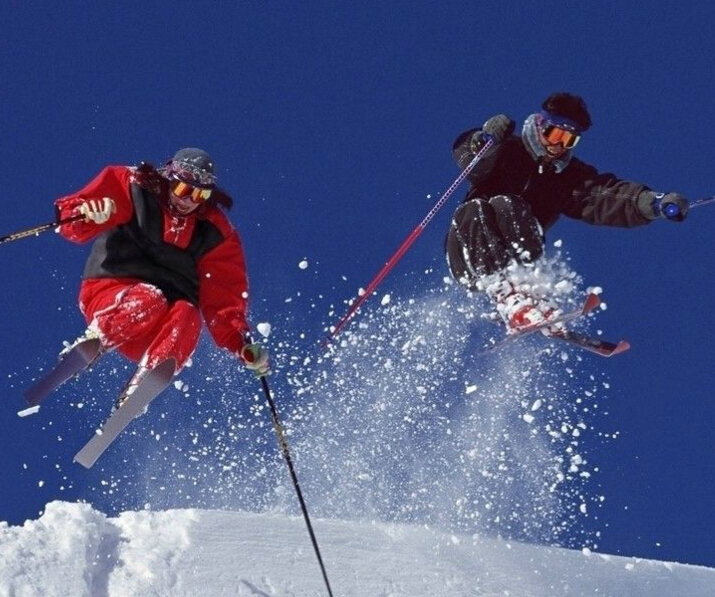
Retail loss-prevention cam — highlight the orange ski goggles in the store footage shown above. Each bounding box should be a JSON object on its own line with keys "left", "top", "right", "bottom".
{"left": 170, "top": 180, "right": 213, "bottom": 203}
{"left": 539, "top": 111, "right": 583, "bottom": 149}
{"left": 540, "top": 123, "right": 581, "bottom": 149}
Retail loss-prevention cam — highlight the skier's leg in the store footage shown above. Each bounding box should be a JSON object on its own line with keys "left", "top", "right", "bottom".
{"left": 446, "top": 195, "right": 552, "bottom": 330}
{"left": 445, "top": 197, "right": 512, "bottom": 289}
{"left": 485, "top": 195, "right": 562, "bottom": 330}
{"left": 140, "top": 300, "right": 202, "bottom": 372}
{"left": 488, "top": 194, "right": 545, "bottom": 265}
{"left": 112, "top": 300, "right": 200, "bottom": 414}
{"left": 78, "top": 279, "right": 170, "bottom": 360}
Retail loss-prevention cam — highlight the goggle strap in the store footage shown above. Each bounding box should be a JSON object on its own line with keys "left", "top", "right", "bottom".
{"left": 539, "top": 110, "right": 582, "bottom": 133}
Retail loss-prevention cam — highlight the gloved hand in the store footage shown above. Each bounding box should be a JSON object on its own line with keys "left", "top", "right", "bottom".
{"left": 240, "top": 343, "right": 270, "bottom": 378}
{"left": 78, "top": 197, "right": 116, "bottom": 224}
{"left": 637, "top": 191, "right": 689, "bottom": 222}
{"left": 481, "top": 114, "right": 515, "bottom": 143}
{"left": 655, "top": 192, "right": 689, "bottom": 221}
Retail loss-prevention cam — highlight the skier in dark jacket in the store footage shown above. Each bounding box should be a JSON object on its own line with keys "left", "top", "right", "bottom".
{"left": 445, "top": 91, "right": 689, "bottom": 332}
{"left": 52, "top": 148, "right": 269, "bottom": 409}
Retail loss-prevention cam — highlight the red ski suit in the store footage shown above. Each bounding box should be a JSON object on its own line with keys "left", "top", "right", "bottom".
{"left": 55, "top": 166, "right": 251, "bottom": 372}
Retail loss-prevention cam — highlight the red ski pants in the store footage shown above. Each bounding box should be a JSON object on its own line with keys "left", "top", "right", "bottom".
{"left": 78, "top": 278, "right": 201, "bottom": 372}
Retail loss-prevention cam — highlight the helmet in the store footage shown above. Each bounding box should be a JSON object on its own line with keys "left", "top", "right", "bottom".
{"left": 165, "top": 147, "right": 216, "bottom": 188}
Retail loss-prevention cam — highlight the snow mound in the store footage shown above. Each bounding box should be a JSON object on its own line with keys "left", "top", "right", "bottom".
{"left": 0, "top": 501, "right": 713, "bottom": 597}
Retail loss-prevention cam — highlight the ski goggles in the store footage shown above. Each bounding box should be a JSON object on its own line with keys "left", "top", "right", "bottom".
{"left": 169, "top": 179, "right": 213, "bottom": 203}
{"left": 539, "top": 111, "right": 582, "bottom": 149}
{"left": 540, "top": 123, "right": 581, "bottom": 149}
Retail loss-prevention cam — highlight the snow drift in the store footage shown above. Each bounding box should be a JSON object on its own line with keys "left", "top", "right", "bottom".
{"left": 0, "top": 501, "right": 713, "bottom": 597}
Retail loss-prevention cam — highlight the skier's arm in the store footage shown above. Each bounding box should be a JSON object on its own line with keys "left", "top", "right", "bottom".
{"left": 55, "top": 166, "right": 134, "bottom": 243}
{"left": 452, "top": 122, "right": 509, "bottom": 187}
{"left": 560, "top": 160, "right": 655, "bottom": 227}
{"left": 197, "top": 224, "right": 251, "bottom": 356}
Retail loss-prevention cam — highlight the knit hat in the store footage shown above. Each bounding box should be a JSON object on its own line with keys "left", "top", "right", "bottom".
{"left": 165, "top": 148, "right": 216, "bottom": 188}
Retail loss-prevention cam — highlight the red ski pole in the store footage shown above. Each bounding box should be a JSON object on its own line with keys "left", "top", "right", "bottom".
{"left": 325, "top": 138, "right": 494, "bottom": 343}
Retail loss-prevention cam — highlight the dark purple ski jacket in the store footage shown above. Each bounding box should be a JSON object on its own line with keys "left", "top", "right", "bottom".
{"left": 452, "top": 129, "right": 653, "bottom": 232}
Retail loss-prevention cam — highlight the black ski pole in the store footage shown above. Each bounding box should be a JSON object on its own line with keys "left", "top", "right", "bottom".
{"left": 0, "top": 214, "right": 85, "bottom": 246}
{"left": 256, "top": 373, "right": 335, "bottom": 597}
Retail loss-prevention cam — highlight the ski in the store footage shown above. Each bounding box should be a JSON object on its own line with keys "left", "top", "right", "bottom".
{"left": 73, "top": 359, "right": 175, "bottom": 469}
{"left": 485, "top": 292, "right": 602, "bottom": 353}
{"left": 549, "top": 330, "right": 630, "bottom": 357}
{"left": 24, "top": 338, "right": 103, "bottom": 408}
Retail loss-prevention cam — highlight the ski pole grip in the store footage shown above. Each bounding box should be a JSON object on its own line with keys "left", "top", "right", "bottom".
{"left": 663, "top": 203, "right": 681, "bottom": 220}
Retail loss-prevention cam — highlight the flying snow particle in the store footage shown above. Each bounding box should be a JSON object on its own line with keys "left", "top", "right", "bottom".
{"left": 298, "top": 259, "right": 309, "bottom": 270}
{"left": 381, "top": 294, "right": 391, "bottom": 306}
{"left": 257, "top": 322, "right": 272, "bottom": 338}
{"left": 554, "top": 279, "right": 573, "bottom": 293}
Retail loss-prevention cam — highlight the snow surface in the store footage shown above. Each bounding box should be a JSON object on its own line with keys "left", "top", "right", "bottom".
{"left": 0, "top": 500, "right": 712, "bottom": 597}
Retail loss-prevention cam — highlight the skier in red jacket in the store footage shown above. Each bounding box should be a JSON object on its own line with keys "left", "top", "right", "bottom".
{"left": 53, "top": 148, "right": 269, "bottom": 407}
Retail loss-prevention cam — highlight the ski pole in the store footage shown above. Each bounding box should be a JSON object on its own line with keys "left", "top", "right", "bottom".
{"left": 255, "top": 370, "right": 335, "bottom": 597}
{"left": 0, "top": 214, "right": 85, "bottom": 246}
{"left": 325, "top": 138, "right": 494, "bottom": 343}
{"left": 690, "top": 195, "right": 715, "bottom": 209}
{"left": 660, "top": 194, "right": 715, "bottom": 219}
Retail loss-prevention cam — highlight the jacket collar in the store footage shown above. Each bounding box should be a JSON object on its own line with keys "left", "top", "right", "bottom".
{"left": 521, "top": 113, "right": 573, "bottom": 173}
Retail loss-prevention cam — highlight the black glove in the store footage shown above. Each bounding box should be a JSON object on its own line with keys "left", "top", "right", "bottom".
{"left": 481, "top": 114, "right": 515, "bottom": 143}
{"left": 637, "top": 191, "right": 689, "bottom": 222}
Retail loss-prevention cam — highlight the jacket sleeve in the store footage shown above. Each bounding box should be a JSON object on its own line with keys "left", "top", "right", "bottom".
{"left": 452, "top": 127, "right": 507, "bottom": 192}
{"left": 54, "top": 166, "right": 135, "bottom": 243}
{"left": 197, "top": 221, "right": 251, "bottom": 356}
{"left": 560, "top": 160, "right": 652, "bottom": 227}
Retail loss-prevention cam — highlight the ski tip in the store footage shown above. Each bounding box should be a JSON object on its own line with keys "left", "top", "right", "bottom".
{"left": 612, "top": 340, "right": 631, "bottom": 355}
{"left": 596, "top": 339, "right": 631, "bottom": 357}
{"left": 73, "top": 454, "right": 95, "bottom": 469}
{"left": 584, "top": 292, "right": 602, "bottom": 312}
{"left": 17, "top": 405, "right": 41, "bottom": 417}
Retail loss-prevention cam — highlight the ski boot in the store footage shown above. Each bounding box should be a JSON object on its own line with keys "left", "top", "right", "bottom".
{"left": 58, "top": 326, "right": 104, "bottom": 360}
{"left": 482, "top": 275, "right": 564, "bottom": 335}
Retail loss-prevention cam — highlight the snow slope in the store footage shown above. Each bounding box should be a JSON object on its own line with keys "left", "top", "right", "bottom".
{"left": 0, "top": 501, "right": 712, "bottom": 597}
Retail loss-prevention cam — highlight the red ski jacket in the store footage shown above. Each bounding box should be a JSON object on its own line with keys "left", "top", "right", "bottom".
{"left": 55, "top": 165, "right": 251, "bottom": 355}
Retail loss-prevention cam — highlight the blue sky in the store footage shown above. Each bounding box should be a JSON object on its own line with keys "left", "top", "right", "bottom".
{"left": 2, "top": 2, "right": 714, "bottom": 567}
